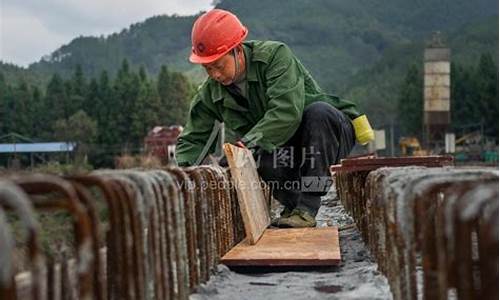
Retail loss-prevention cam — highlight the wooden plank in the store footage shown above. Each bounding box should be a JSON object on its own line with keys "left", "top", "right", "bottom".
{"left": 223, "top": 143, "right": 270, "bottom": 244}
{"left": 221, "top": 227, "right": 341, "bottom": 266}
{"left": 331, "top": 155, "right": 454, "bottom": 173}
{"left": 340, "top": 156, "right": 453, "bottom": 166}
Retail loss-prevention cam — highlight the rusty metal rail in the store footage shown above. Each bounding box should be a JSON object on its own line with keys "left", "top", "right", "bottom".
{"left": 0, "top": 166, "right": 244, "bottom": 300}
{"left": 335, "top": 156, "right": 498, "bottom": 300}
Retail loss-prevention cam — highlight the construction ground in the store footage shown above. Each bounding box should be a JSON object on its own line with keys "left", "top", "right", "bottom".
{"left": 0, "top": 155, "right": 497, "bottom": 300}
{"left": 191, "top": 186, "right": 393, "bottom": 300}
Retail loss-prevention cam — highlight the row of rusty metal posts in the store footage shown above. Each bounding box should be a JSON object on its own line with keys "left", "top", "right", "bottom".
{"left": 0, "top": 166, "right": 245, "bottom": 300}
{"left": 333, "top": 156, "right": 499, "bottom": 300}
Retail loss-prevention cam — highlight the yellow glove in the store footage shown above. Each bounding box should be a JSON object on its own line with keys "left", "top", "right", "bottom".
{"left": 352, "top": 115, "right": 374, "bottom": 145}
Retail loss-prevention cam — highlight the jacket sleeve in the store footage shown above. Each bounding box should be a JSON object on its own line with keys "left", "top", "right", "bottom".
{"left": 326, "top": 94, "right": 363, "bottom": 120}
{"left": 242, "top": 44, "right": 305, "bottom": 152}
{"left": 176, "top": 92, "right": 219, "bottom": 166}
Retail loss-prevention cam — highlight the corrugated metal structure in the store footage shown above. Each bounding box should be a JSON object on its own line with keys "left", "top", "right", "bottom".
{"left": 0, "top": 143, "right": 76, "bottom": 153}
{"left": 334, "top": 156, "right": 499, "bottom": 300}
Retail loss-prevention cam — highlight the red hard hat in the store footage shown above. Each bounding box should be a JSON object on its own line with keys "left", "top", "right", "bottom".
{"left": 189, "top": 9, "right": 248, "bottom": 64}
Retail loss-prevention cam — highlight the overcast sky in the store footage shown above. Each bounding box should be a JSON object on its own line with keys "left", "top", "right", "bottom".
{"left": 0, "top": 0, "right": 214, "bottom": 67}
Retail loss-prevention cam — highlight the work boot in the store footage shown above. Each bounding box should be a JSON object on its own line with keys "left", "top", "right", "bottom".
{"left": 276, "top": 208, "right": 317, "bottom": 228}
{"left": 271, "top": 206, "right": 294, "bottom": 226}
{"left": 280, "top": 206, "right": 294, "bottom": 218}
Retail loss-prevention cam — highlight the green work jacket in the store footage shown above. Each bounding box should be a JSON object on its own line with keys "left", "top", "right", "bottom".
{"left": 176, "top": 40, "right": 362, "bottom": 166}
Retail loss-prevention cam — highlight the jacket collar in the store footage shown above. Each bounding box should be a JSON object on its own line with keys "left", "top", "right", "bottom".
{"left": 209, "top": 80, "right": 249, "bottom": 112}
{"left": 209, "top": 42, "right": 257, "bottom": 110}
{"left": 243, "top": 42, "right": 258, "bottom": 82}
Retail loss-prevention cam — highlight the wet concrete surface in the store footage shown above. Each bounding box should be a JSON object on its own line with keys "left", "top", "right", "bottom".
{"left": 190, "top": 186, "right": 393, "bottom": 300}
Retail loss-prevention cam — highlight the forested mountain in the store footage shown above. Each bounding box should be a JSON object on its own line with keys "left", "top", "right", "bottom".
{"left": 0, "top": 0, "right": 497, "bottom": 167}
{"left": 4, "top": 0, "right": 497, "bottom": 90}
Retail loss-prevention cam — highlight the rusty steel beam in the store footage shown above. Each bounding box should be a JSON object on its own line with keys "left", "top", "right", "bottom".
{"left": 152, "top": 170, "right": 189, "bottom": 300}
{"left": 331, "top": 155, "right": 453, "bottom": 173}
{"left": 0, "top": 180, "right": 42, "bottom": 300}
{"left": 166, "top": 168, "right": 199, "bottom": 291}
{"left": 66, "top": 175, "right": 125, "bottom": 300}
{"left": 223, "top": 168, "right": 245, "bottom": 248}
{"left": 185, "top": 168, "right": 211, "bottom": 283}
{"left": 0, "top": 166, "right": 245, "bottom": 300}
{"left": 163, "top": 170, "right": 190, "bottom": 300}
{"left": 94, "top": 171, "right": 150, "bottom": 300}
{"left": 149, "top": 172, "right": 170, "bottom": 300}
{"left": 335, "top": 164, "right": 498, "bottom": 300}
{"left": 67, "top": 181, "right": 105, "bottom": 300}
{"left": 197, "top": 167, "right": 221, "bottom": 268}
{"left": 0, "top": 206, "right": 16, "bottom": 299}
{"left": 109, "top": 177, "right": 143, "bottom": 300}
{"left": 9, "top": 174, "right": 94, "bottom": 300}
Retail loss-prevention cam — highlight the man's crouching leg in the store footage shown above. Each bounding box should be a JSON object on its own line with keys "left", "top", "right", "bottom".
{"left": 257, "top": 102, "right": 355, "bottom": 227}
{"left": 284, "top": 102, "right": 356, "bottom": 227}
{"left": 257, "top": 149, "right": 301, "bottom": 223}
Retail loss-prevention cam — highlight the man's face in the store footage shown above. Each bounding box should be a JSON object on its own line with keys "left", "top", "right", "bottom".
{"left": 202, "top": 52, "right": 235, "bottom": 86}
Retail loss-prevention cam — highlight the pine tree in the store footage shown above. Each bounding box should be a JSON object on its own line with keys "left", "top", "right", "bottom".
{"left": 451, "top": 54, "right": 498, "bottom": 138}
{"left": 157, "top": 65, "right": 169, "bottom": 100}
{"left": 45, "top": 73, "right": 69, "bottom": 128}
{"left": 85, "top": 78, "right": 100, "bottom": 120}
{"left": 137, "top": 78, "right": 162, "bottom": 136}
{"left": 31, "top": 86, "right": 44, "bottom": 138}
{"left": 14, "top": 81, "right": 33, "bottom": 136}
{"left": 168, "top": 72, "right": 192, "bottom": 125}
{"left": 397, "top": 64, "right": 423, "bottom": 136}
{"left": 69, "top": 64, "right": 87, "bottom": 114}
{"left": 131, "top": 76, "right": 148, "bottom": 144}
{"left": 157, "top": 65, "right": 170, "bottom": 123}
{"left": 0, "top": 73, "right": 8, "bottom": 135}
{"left": 114, "top": 59, "right": 141, "bottom": 151}
{"left": 475, "top": 53, "right": 498, "bottom": 137}
{"left": 139, "top": 66, "right": 147, "bottom": 82}
{"left": 0, "top": 79, "right": 14, "bottom": 135}
{"left": 91, "top": 70, "right": 117, "bottom": 167}
{"left": 451, "top": 63, "right": 476, "bottom": 128}
{"left": 97, "top": 70, "right": 116, "bottom": 145}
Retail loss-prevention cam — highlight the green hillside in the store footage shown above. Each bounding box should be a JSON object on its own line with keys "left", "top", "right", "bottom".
{"left": 0, "top": 0, "right": 498, "bottom": 126}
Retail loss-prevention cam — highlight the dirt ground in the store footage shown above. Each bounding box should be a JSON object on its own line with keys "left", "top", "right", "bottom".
{"left": 190, "top": 186, "right": 393, "bottom": 300}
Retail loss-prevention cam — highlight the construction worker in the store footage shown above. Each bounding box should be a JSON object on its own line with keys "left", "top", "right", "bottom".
{"left": 176, "top": 9, "right": 374, "bottom": 227}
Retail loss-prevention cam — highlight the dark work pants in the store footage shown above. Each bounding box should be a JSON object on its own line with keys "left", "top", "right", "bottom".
{"left": 256, "top": 102, "right": 355, "bottom": 216}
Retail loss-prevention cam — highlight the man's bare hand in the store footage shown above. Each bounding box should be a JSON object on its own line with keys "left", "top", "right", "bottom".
{"left": 235, "top": 140, "right": 246, "bottom": 148}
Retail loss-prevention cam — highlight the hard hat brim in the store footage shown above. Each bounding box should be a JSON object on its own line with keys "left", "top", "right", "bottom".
{"left": 189, "top": 28, "right": 248, "bottom": 64}
{"left": 189, "top": 47, "right": 233, "bottom": 64}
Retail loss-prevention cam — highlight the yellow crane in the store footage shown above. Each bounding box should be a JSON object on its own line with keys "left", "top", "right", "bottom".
{"left": 399, "top": 137, "right": 428, "bottom": 156}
